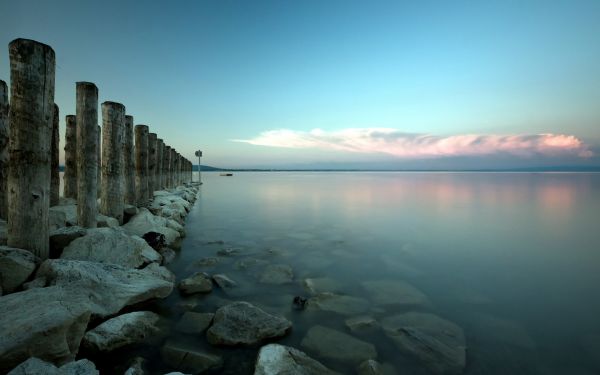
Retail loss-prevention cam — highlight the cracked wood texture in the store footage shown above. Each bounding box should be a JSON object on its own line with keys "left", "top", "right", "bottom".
{"left": 76, "top": 82, "right": 98, "bottom": 228}
{"left": 0, "top": 80, "right": 8, "bottom": 220}
{"left": 100, "top": 101, "right": 125, "bottom": 224}
{"left": 147, "top": 132, "right": 157, "bottom": 197}
{"left": 124, "top": 115, "right": 135, "bottom": 205}
{"left": 63, "top": 115, "right": 77, "bottom": 199}
{"left": 135, "top": 124, "right": 149, "bottom": 205}
{"left": 50, "top": 103, "right": 60, "bottom": 206}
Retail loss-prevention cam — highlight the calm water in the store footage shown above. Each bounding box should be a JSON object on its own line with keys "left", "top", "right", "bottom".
{"left": 97, "top": 172, "right": 600, "bottom": 374}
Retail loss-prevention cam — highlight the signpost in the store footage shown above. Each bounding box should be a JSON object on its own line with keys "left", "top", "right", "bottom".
{"left": 195, "top": 149, "right": 202, "bottom": 184}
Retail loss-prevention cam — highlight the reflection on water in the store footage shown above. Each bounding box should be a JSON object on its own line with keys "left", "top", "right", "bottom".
{"left": 102, "top": 172, "right": 600, "bottom": 374}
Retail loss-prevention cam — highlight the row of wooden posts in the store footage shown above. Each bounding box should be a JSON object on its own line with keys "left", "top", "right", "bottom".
{"left": 0, "top": 38, "right": 194, "bottom": 260}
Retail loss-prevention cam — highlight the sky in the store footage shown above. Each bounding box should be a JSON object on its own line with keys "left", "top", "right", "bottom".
{"left": 1, "top": 0, "right": 599, "bottom": 169}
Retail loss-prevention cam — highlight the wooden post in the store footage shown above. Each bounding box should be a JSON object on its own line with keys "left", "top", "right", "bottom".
{"left": 63, "top": 115, "right": 77, "bottom": 199}
{"left": 124, "top": 115, "right": 135, "bottom": 205}
{"left": 164, "top": 145, "right": 171, "bottom": 189}
{"left": 50, "top": 104, "right": 60, "bottom": 206}
{"left": 76, "top": 82, "right": 98, "bottom": 228}
{"left": 100, "top": 102, "right": 125, "bottom": 224}
{"left": 147, "top": 132, "right": 157, "bottom": 196}
{"left": 156, "top": 138, "right": 164, "bottom": 190}
{"left": 7, "top": 39, "right": 55, "bottom": 258}
{"left": 0, "top": 80, "right": 8, "bottom": 220}
{"left": 97, "top": 125, "right": 101, "bottom": 198}
{"left": 135, "top": 125, "right": 149, "bottom": 205}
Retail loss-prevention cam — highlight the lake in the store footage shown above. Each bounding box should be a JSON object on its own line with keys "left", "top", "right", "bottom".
{"left": 91, "top": 172, "right": 600, "bottom": 374}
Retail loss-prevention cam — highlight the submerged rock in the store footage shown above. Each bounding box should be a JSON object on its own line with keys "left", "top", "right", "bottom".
{"left": 178, "top": 272, "right": 213, "bottom": 294}
{"left": 175, "top": 312, "right": 214, "bottom": 334}
{"left": 302, "top": 277, "right": 342, "bottom": 295}
{"left": 194, "top": 257, "right": 220, "bottom": 268}
{"left": 305, "top": 292, "right": 370, "bottom": 315}
{"left": 356, "top": 359, "right": 383, "bottom": 375}
{"left": 345, "top": 316, "right": 380, "bottom": 333}
{"left": 216, "top": 247, "right": 242, "bottom": 256}
{"left": 83, "top": 311, "right": 161, "bottom": 352}
{"left": 0, "top": 246, "right": 40, "bottom": 293}
{"left": 7, "top": 358, "right": 99, "bottom": 375}
{"left": 207, "top": 302, "right": 292, "bottom": 346}
{"left": 160, "top": 247, "right": 176, "bottom": 265}
{"left": 212, "top": 274, "right": 237, "bottom": 289}
{"left": 361, "top": 280, "right": 430, "bottom": 307}
{"left": 381, "top": 312, "right": 466, "bottom": 375}
{"left": 61, "top": 228, "right": 161, "bottom": 268}
{"left": 161, "top": 341, "right": 223, "bottom": 374}
{"left": 254, "top": 344, "right": 340, "bottom": 375}
{"left": 259, "top": 264, "right": 294, "bottom": 284}
{"left": 300, "top": 325, "right": 377, "bottom": 365}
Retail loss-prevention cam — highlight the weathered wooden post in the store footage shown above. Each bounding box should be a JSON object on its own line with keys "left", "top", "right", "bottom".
{"left": 172, "top": 150, "right": 179, "bottom": 187}
{"left": 100, "top": 102, "right": 125, "bottom": 224}
{"left": 7, "top": 39, "right": 55, "bottom": 258}
{"left": 164, "top": 145, "right": 171, "bottom": 189}
{"left": 147, "top": 132, "right": 157, "bottom": 196}
{"left": 76, "top": 82, "right": 98, "bottom": 228}
{"left": 135, "top": 124, "right": 149, "bottom": 205}
{"left": 50, "top": 104, "right": 60, "bottom": 206}
{"left": 0, "top": 80, "right": 8, "bottom": 220}
{"left": 156, "top": 138, "right": 164, "bottom": 190}
{"left": 124, "top": 115, "right": 135, "bottom": 205}
{"left": 168, "top": 148, "right": 175, "bottom": 188}
{"left": 97, "top": 125, "right": 101, "bottom": 198}
{"left": 63, "top": 115, "right": 77, "bottom": 199}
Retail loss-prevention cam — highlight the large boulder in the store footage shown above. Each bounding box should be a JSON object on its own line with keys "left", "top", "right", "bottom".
{"left": 305, "top": 293, "right": 370, "bottom": 315}
{"left": 0, "top": 286, "right": 92, "bottom": 371}
{"left": 161, "top": 341, "right": 223, "bottom": 373}
{"left": 82, "top": 311, "right": 161, "bottom": 352}
{"left": 122, "top": 209, "right": 182, "bottom": 249}
{"left": 7, "top": 358, "right": 99, "bottom": 375}
{"left": 178, "top": 272, "right": 212, "bottom": 294}
{"left": 254, "top": 344, "right": 340, "bottom": 375}
{"left": 207, "top": 302, "right": 292, "bottom": 346}
{"left": 61, "top": 227, "right": 161, "bottom": 268}
{"left": 300, "top": 325, "right": 377, "bottom": 365}
{"left": 49, "top": 226, "right": 87, "bottom": 257}
{"left": 381, "top": 312, "right": 466, "bottom": 375}
{"left": 49, "top": 204, "right": 118, "bottom": 228}
{"left": 34, "top": 259, "right": 174, "bottom": 318}
{"left": 0, "top": 246, "right": 40, "bottom": 293}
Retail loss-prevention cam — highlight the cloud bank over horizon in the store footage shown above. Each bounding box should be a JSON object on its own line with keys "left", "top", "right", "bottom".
{"left": 234, "top": 128, "right": 594, "bottom": 160}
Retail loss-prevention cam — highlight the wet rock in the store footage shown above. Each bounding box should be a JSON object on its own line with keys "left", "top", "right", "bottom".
{"left": 212, "top": 274, "right": 237, "bottom": 289}
{"left": 160, "top": 247, "right": 176, "bottom": 265}
{"left": 361, "top": 280, "right": 430, "bottom": 307}
{"left": 7, "top": 358, "right": 99, "bottom": 375}
{"left": 254, "top": 343, "right": 340, "bottom": 375}
{"left": 207, "top": 302, "right": 292, "bottom": 346}
{"left": 381, "top": 312, "right": 466, "bottom": 375}
{"left": 0, "top": 246, "right": 40, "bottom": 293}
{"left": 82, "top": 311, "right": 161, "bottom": 352}
{"left": 259, "top": 264, "right": 293, "bottom": 284}
{"left": 123, "top": 208, "right": 181, "bottom": 249}
{"left": 161, "top": 342, "right": 223, "bottom": 374}
{"left": 194, "top": 257, "right": 220, "bottom": 268}
{"left": 175, "top": 312, "right": 214, "bottom": 334}
{"left": 61, "top": 228, "right": 161, "bottom": 268}
{"left": 234, "top": 257, "right": 269, "bottom": 272}
{"left": 49, "top": 226, "right": 87, "bottom": 257}
{"left": 356, "top": 359, "right": 383, "bottom": 375}
{"left": 300, "top": 325, "right": 377, "bottom": 365}
{"left": 345, "top": 316, "right": 379, "bottom": 333}
{"left": 0, "top": 286, "right": 92, "bottom": 371}
{"left": 178, "top": 272, "right": 213, "bottom": 294}
{"left": 216, "top": 247, "right": 241, "bottom": 256}
{"left": 124, "top": 357, "right": 146, "bottom": 375}
{"left": 35, "top": 259, "right": 174, "bottom": 318}
{"left": 305, "top": 292, "right": 370, "bottom": 315}
{"left": 302, "top": 277, "right": 342, "bottom": 295}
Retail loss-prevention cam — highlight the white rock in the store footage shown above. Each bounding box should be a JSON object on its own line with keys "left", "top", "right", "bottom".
{"left": 7, "top": 357, "right": 99, "bottom": 375}
{"left": 254, "top": 344, "right": 340, "bottom": 375}
{"left": 178, "top": 272, "right": 212, "bottom": 294}
{"left": 83, "top": 311, "right": 161, "bottom": 352}
{"left": 122, "top": 208, "right": 181, "bottom": 249}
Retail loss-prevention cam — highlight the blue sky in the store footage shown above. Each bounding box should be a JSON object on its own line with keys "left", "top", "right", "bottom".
{"left": 1, "top": 0, "right": 599, "bottom": 169}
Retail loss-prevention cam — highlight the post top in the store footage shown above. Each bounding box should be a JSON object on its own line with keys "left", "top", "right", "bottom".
{"left": 9, "top": 38, "right": 55, "bottom": 57}
{"left": 76, "top": 81, "right": 98, "bottom": 89}
{"left": 102, "top": 101, "right": 125, "bottom": 110}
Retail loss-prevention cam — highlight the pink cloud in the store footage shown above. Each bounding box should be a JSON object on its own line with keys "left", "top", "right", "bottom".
{"left": 234, "top": 128, "right": 593, "bottom": 158}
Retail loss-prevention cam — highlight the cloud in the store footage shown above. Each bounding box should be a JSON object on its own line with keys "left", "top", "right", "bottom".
{"left": 234, "top": 128, "right": 593, "bottom": 159}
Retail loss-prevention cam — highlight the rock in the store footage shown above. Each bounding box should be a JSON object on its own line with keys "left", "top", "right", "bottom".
{"left": 356, "top": 359, "right": 383, "bottom": 375}
{"left": 0, "top": 246, "right": 40, "bottom": 293}
{"left": 35, "top": 259, "right": 174, "bottom": 318}
{"left": 259, "top": 264, "right": 293, "bottom": 284}
{"left": 345, "top": 316, "right": 379, "bottom": 333}
{"left": 142, "top": 231, "right": 166, "bottom": 250}
{"left": 61, "top": 228, "right": 161, "bottom": 268}
{"left": 175, "top": 312, "right": 214, "bottom": 334}
{"left": 233, "top": 258, "right": 269, "bottom": 275}
{"left": 305, "top": 293, "right": 370, "bottom": 315}
{"left": 49, "top": 204, "right": 119, "bottom": 229}
{"left": 7, "top": 358, "right": 99, "bottom": 375}
{"left": 0, "top": 219, "right": 7, "bottom": 245}
{"left": 0, "top": 286, "right": 92, "bottom": 371}
{"left": 207, "top": 302, "right": 292, "bottom": 346}
{"left": 254, "top": 344, "right": 340, "bottom": 375}
{"left": 49, "top": 207, "right": 68, "bottom": 230}
{"left": 302, "top": 277, "right": 342, "bottom": 295}
{"left": 124, "top": 357, "right": 146, "bottom": 375}
{"left": 82, "top": 311, "right": 161, "bottom": 352}
{"left": 216, "top": 247, "right": 241, "bottom": 256}
{"left": 161, "top": 342, "right": 223, "bottom": 373}
{"left": 212, "top": 274, "right": 237, "bottom": 289}
{"left": 160, "top": 247, "right": 176, "bottom": 265}
{"left": 49, "top": 226, "right": 87, "bottom": 257}
{"left": 193, "top": 257, "right": 219, "bottom": 268}
{"left": 22, "top": 277, "right": 47, "bottom": 290}
{"left": 97, "top": 214, "right": 120, "bottom": 228}
{"left": 178, "top": 272, "right": 213, "bottom": 294}
{"left": 381, "top": 312, "right": 466, "bottom": 375}
{"left": 361, "top": 280, "right": 430, "bottom": 307}
{"left": 300, "top": 325, "right": 377, "bottom": 365}
{"left": 144, "top": 262, "right": 176, "bottom": 283}
{"left": 123, "top": 208, "right": 181, "bottom": 249}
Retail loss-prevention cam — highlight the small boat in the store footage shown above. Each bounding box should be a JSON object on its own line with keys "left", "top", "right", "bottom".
{"left": 220, "top": 173, "right": 233, "bottom": 176}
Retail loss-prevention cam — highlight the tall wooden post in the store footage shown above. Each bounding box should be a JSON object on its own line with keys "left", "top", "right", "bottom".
{"left": 156, "top": 138, "right": 164, "bottom": 190}
{"left": 76, "top": 82, "right": 98, "bottom": 228}
{"left": 7, "top": 39, "right": 55, "bottom": 259}
{"left": 135, "top": 125, "right": 149, "bottom": 205}
{"left": 100, "top": 102, "right": 125, "bottom": 224}
{"left": 97, "top": 125, "right": 101, "bottom": 198}
{"left": 63, "top": 115, "right": 77, "bottom": 199}
{"left": 0, "top": 80, "right": 9, "bottom": 220}
{"left": 50, "top": 104, "right": 60, "bottom": 206}
{"left": 124, "top": 115, "right": 135, "bottom": 205}
{"left": 164, "top": 145, "right": 171, "bottom": 189}
{"left": 147, "top": 132, "right": 157, "bottom": 196}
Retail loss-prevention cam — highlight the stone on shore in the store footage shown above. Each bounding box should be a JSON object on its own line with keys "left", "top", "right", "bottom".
{"left": 175, "top": 312, "right": 214, "bottom": 334}
{"left": 178, "top": 272, "right": 213, "bottom": 294}
{"left": 34, "top": 259, "right": 174, "bottom": 318}
{"left": 207, "top": 302, "right": 292, "bottom": 346}
{"left": 61, "top": 227, "right": 161, "bottom": 268}
{"left": 345, "top": 316, "right": 380, "bottom": 333}
{"left": 0, "top": 246, "right": 40, "bottom": 293}
{"left": 82, "top": 311, "right": 161, "bottom": 352}
{"left": 7, "top": 358, "right": 99, "bottom": 375}
{"left": 300, "top": 325, "right": 377, "bottom": 365}
{"left": 259, "top": 264, "right": 293, "bottom": 284}
{"left": 0, "top": 286, "right": 92, "bottom": 371}
{"left": 160, "top": 247, "right": 176, "bottom": 265}
{"left": 212, "top": 274, "right": 237, "bottom": 289}
{"left": 381, "top": 312, "right": 466, "bottom": 375}
{"left": 161, "top": 341, "right": 223, "bottom": 374}
{"left": 49, "top": 226, "right": 87, "bottom": 257}
{"left": 305, "top": 292, "right": 370, "bottom": 315}
{"left": 361, "top": 280, "right": 430, "bottom": 307}
{"left": 123, "top": 208, "right": 182, "bottom": 249}
{"left": 254, "top": 344, "right": 340, "bottom": 375}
